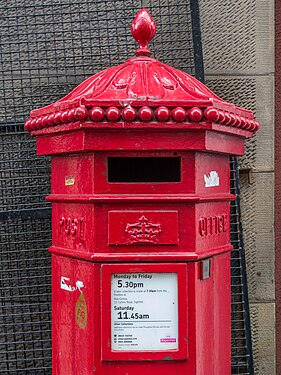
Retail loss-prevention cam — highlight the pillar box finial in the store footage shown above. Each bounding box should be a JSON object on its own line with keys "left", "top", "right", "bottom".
{"left": 131, "top": 8, "right": 156, "bottom": 56}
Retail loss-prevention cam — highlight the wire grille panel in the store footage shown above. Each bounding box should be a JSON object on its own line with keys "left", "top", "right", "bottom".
{"left": 0, "top": 1, "right": 196, "bottom": 373}
{"left": 0, "top": 1, "right": 252, "bottom": 374}
{"left": 230, "top": 157, "right": 254, "bottom": 374}
{"left": 0, "top": 218, "right": 52, "bottom": 374}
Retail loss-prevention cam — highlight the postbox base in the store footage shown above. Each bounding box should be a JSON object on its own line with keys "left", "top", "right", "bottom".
{"left": 52, "top": 253, "right": 231, "bottom": 375}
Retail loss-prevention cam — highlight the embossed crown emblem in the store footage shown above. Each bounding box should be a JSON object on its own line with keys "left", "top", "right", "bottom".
{"left": 125, "top": 216, "right": 162, "bottom": 244}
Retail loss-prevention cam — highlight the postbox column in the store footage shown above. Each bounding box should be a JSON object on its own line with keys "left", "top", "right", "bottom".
{"left": 25, "top": 8, "right": 259, "bottom": 375}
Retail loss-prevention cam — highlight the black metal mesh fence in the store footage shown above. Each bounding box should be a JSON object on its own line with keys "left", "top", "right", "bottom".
{"left": 0, "top": 1, "right": 252, "bottom": 374}
{"left": 230, "top": 158, "right": 254, "bottom": 375}
{"left": 0, "top": 218, "right": 51, "bottom": 374}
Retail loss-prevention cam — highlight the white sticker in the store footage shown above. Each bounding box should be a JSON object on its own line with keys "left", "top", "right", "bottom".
{"left": 60, "top": 277, "right": 84, "bottom": 292}
{"left": 65, "top": 176, "right": 75, "bottom": 186}
{"left": 111, "top": 273, "right": 178, "bottom": 351}
{"left": 204, "top": 171, "right": 220, "bottom": 187}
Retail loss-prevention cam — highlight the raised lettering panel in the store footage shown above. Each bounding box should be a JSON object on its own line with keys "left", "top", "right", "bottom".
{"left": 195, "top": 202, "right": 231, "bottom": 253}
{"left": 52, "top": 203, "right": 93, "bottom": 251}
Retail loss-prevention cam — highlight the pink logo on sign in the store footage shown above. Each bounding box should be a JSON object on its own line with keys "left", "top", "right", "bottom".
{"left": 160, "top": 338, "right": 176, "bottom": 343}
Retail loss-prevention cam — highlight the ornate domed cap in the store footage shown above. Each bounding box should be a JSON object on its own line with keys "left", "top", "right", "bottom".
{"left": 25, "top": 9, "right": 259, "bottom": 134}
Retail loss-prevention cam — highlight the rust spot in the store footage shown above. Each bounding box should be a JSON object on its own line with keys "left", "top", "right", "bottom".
{"left": 75, "top": 293, "right": 87, "bottom": 329}
{"left": 164, "top": 355, "right": 173, "bottom": 361}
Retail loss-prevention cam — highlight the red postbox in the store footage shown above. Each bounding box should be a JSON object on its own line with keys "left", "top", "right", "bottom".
{"left": 25, "top": 9, "right": 259, "bottom": 375}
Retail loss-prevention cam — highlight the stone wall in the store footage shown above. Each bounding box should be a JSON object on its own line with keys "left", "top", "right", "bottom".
{"left": 200, "top": 0, "right": 275, "bottom": 373}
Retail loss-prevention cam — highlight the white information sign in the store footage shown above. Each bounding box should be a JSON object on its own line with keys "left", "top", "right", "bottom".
{"left": 111, "top": 273, "right": 178, "bottom": 351}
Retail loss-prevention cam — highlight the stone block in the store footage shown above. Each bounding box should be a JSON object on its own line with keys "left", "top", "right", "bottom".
{"left": 240, "top": 171, "right": 274, "bottom": 302}
{"left": 250, "top": 302, "right": 275, "bottom": 374}
{"left": 200, "top": 0, "right": 274, "bottom": 75}
{"left": 206, "top": 75, "right": 274, "bottom": 172}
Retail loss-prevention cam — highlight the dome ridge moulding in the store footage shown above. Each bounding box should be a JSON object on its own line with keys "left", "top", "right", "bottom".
{"left": 25, "top": 8, "right": 259, "bottom": 133}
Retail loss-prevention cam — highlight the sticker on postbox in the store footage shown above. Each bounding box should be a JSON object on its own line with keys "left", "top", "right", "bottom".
{"left": 111, "top": 273, "right": 178, "bottom": 351}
